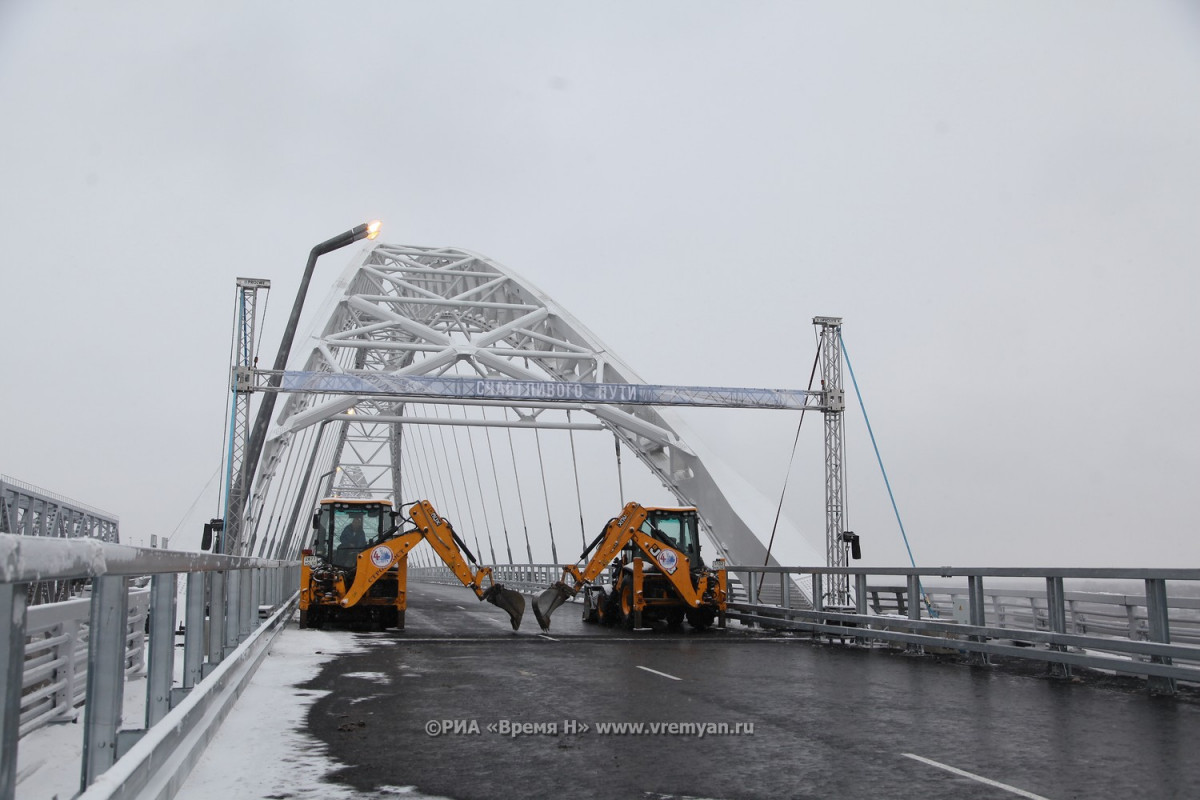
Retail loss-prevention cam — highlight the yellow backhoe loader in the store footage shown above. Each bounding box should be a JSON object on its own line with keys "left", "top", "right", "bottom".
{"left": 299, "top": 497, "right": 525, "bottom": 630}
{"left": 532, "top": 501, "right": 727, "bottom": 632}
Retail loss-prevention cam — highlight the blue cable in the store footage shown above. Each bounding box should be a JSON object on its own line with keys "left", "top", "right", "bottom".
{"left": 840, "top": 330, "right": 934, "bottom": 616}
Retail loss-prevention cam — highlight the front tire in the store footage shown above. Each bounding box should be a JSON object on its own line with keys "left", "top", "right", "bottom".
{"left": 582, "top": 590, "right": 600, "bottom": 624}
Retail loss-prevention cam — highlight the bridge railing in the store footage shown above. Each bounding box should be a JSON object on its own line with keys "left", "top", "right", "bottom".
{"left": 409, "top": 562, "right": 1200, "bottom": 694}
{"left": 728, "top": 565, "right": 1200, "bottom": 695}
{"left": 0, "top": 533, "right": 300, "bottom": 800}
{"left": 20, "top": 588, "right": 149, "bottom": 738}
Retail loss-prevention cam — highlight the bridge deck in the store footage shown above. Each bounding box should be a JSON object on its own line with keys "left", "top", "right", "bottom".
{"left": 178, "top": 583, "right": 1200, "bottom": 800}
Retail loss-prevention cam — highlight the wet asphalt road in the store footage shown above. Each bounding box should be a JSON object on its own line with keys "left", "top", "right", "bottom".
{"left": 297, "top": 582, "right": 1200, "bottom": 800}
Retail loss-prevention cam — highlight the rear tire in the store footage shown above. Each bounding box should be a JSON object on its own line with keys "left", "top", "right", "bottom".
{"left": 299, "top": 608, "right": 309, "bottom": 629}
{"left": 686, "top": 607, "right": 715, "bottom": 631}
{"left": 619, "top": 581, "right": 636, "bottom": 630}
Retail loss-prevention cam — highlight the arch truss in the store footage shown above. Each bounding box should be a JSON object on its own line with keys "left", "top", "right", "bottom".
{"left": 241, "top": 243, "right": 825, "bottom": 591}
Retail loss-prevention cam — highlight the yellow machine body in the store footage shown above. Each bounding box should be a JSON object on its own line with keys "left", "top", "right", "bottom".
{"left": 299, "top": 497, "right": 524, "bottom": 630}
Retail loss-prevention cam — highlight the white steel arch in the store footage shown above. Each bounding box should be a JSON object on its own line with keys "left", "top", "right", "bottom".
{"left": 243, "top": 243, "right": 821, "bottom": 581}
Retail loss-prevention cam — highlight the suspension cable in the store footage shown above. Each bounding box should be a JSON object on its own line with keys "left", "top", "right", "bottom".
{"left": 614, "top": 433, "right": 625, "bottom": 505}
{"left": 413, "top": 408, "right": 448, "bottom": 506}
{"left": 758, "top": 343, "right": 823, "bottom": 598}
{"left": 438, "top": 404, "right": 491, "bottom": 563}
{"left": 457, "top": 405, "right": 499, "bottom": 564}
{"left": 503, "top": 408, "right": 535, "bottom": 564}
{"left": 172, "top": 464, "right": 221, "bottom": 545}
{"left": 566, "top": 410, "right": 587, "bottom": 551}
{"left": 479, "top": 409, "right": 515, "bottom": 564}
{"left": 840, "top": 331, "right": 932, "bottom": 615}
{"left": 534, "top": 426, "right": 560, "bottom": 564}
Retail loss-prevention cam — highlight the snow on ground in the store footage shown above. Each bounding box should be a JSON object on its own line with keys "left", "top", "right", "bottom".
{"left": 176, "top": 617, "right": 452, "bottom": 800}
{"left": 174, "top": 621, "right": 366, "bottom": 799}
{"left": 16, "top": 615, "right": 449, "bottom": 799}
{"left": 17, "top": 672, "right": 148, "bottom": 799}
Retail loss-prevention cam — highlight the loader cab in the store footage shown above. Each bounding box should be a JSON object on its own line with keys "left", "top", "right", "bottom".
{"left": 640, "top": 507, "right": 703, "bottom": 568}
{"left": 312, "top": 498, "right": 394, "bottom": 570}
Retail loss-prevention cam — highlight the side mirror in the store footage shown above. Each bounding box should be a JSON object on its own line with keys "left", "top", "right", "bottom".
{"left": 312, "top": 513, "right": 321, "bottom": 529}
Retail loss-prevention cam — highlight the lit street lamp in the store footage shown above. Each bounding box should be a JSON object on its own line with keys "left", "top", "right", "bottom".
{"left": 226, "top": 221, "right": 381, "bottom": 554}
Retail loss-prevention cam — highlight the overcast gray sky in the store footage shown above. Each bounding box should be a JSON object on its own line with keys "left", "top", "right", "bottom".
{"left": 2, "top": 2, "right": 1197, "bottom": 569}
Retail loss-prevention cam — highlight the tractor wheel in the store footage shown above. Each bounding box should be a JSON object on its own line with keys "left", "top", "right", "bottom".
{"left": 686, "top": 607, "right": 715, "bottom": 631}
{"left": 666, "top": 609, "right": 685, "bottom": 630}
{"left": 582, "top": 591, "right": 600, "bottom": 624}
{"left": 298, "top": 608, "right": 309, "bottom": 629}
{"left": 595, "top": 589, "right": 615, "bottom": 626}
{"left": 619, "top": 581, "right": 636, "bottom": 629}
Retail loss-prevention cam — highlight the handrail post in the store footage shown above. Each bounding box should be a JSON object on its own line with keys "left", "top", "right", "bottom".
{"left": 224, "top": 570, "right": 241, "bottom": 654}
{"left": 854, "top": 572, "right": 868, "bottom": 645}
{"left": 146, "top": 574, "right": 177, "bottom": 725}
{"left": 206, "top": 571, "right": 225, "bottom": 673}
{"left": 906, "top": 573, "right": 923, "bottom": 654}
{"left": 240, "top": 568, "right": 256, "bottom": 640}
{"left": 1145, "top": 578, "right": 1176, "bottom": 695}
{"left": 81, "top": 575, "right": 129, "bottom": 790}
{"left": 0, "top": 583, "right": 28, "bottom": 800}
{"left": 1046, "top": 576, "right": 1071, "bottom": 679}
{"left": 184, "top": 572, "right": 205, "bottom": 689}
{"left": 966, "top": 574, "right": 989, "bottom": 666}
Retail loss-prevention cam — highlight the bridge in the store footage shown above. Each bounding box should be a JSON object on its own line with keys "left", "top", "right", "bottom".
{"left": 4, "top": 240, "right": 1199, "bottom": 800}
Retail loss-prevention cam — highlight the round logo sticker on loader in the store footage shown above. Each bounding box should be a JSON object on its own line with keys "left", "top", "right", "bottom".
{"left": 656, "top": 549, "right": 678, "bottom": 573}
{"left": 370, "top": 545, "right": 394, "bottom": 569}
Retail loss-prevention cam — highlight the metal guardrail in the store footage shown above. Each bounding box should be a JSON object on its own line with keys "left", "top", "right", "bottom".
{"left": 0, "top": 533, "right": 299, "bottom": 800}
{"left": 411, "top": 562, "right": 1200, "bottom": 695}
{"left": 21, "top": 589, "right": 149, "bottom": 737}
{"left": 729, "top": 565, "right": 1200, "bottom": 695}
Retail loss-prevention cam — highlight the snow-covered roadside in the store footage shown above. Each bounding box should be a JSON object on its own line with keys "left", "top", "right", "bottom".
{"left": 16, "top": 670, "right": 148, "bottom": 799}
{"left": 16, "top": 613, "right": 451, "bottom": 799}
{"left": 172, "top": 620, "right": 366, "bottom": 799}
{"left": 175, "top": 618, "right": 450, "bottom": 799}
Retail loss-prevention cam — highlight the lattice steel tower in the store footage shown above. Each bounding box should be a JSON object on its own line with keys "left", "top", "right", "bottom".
{"left": 816, "top": 316, "right": 849, "bottom": 607}
{"left": 223, "top": 277, "right": 270, "bottom": 555}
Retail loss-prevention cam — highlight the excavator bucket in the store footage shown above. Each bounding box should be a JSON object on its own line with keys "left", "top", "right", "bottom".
{"left": 482, "top": 584, "right": 526, "bottom": 631}
{"left": 532, "top": 583, "right": 572, "bottom": 631}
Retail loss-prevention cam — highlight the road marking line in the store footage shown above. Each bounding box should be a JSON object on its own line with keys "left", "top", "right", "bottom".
{"left": 538, "top": 634, "right": 559, "bottom": 642}
{"left": 901, "top": 753, "right": 1050, "bottom": 800}
{"left": 454, "top": 605, "right": 466, "bottom": 610}
{"left": 636, "top": 665, "right": 681, "bottom": 681}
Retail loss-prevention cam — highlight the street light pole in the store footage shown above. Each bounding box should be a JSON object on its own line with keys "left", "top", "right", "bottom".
{"left": 224, "top": 221, "right": 381, "bottom": 554}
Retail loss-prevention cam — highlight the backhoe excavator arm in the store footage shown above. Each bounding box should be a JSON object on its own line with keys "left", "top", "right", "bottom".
{"left": 334, "top": 499, "right": 526, "bottom": 629}
{"left": 554, "top": 502, "right": 650, "bottom": 591}
{"left": 534, "top": 501, "right": 718, "bottom": 630}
